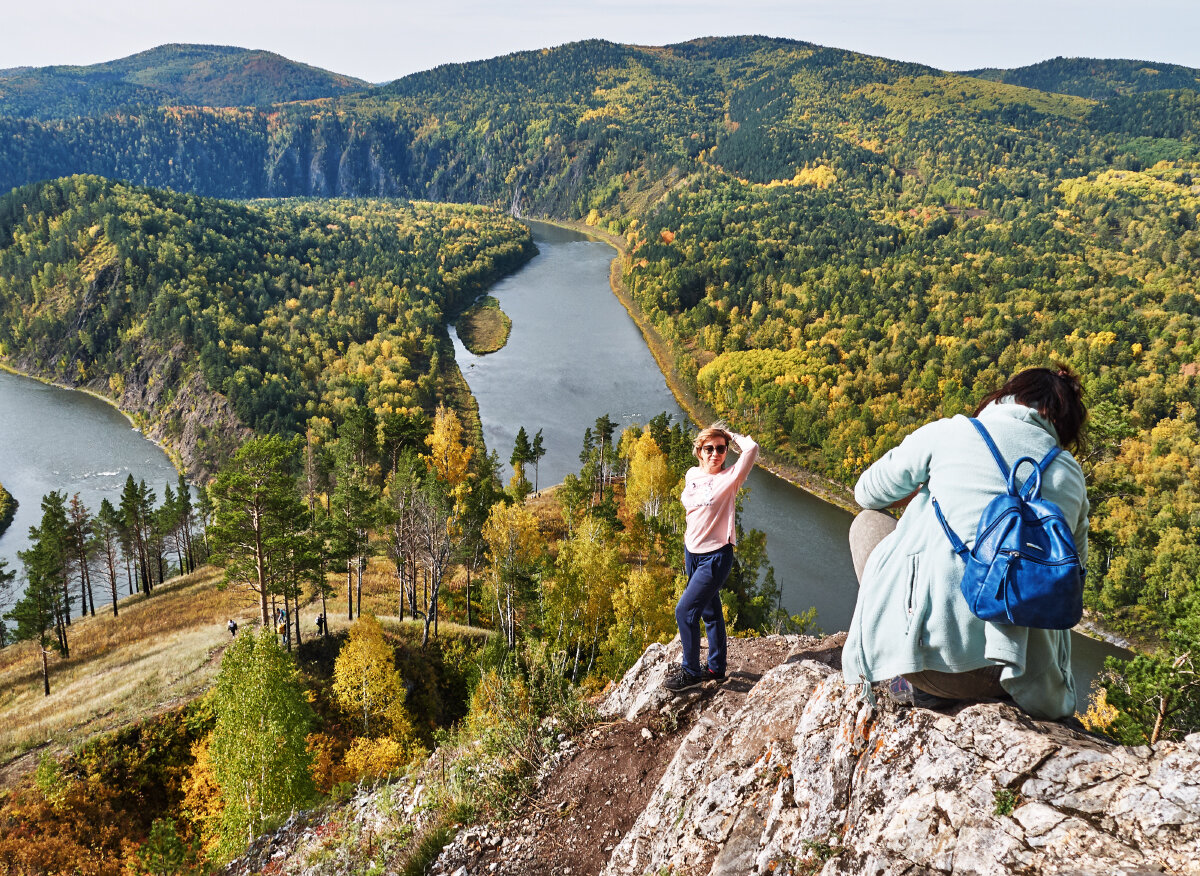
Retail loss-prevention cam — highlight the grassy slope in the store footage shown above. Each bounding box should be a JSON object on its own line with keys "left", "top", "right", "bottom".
{"left": 0, "top": 568, "right": 246, "bottom": 776}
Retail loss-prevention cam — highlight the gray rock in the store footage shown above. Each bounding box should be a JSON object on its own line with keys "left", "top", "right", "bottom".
{"left": 597, "top": 638, "right": 1200, "bottom": 876}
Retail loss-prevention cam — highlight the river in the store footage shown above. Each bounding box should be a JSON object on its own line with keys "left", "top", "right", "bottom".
{"left": 452, "top": 221, "right": 1125, "bottom": 693}
{"left": 0, "top": 370, "right": 181, "bottom": 609}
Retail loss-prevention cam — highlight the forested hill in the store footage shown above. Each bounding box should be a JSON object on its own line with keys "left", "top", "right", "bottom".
{"left": 964, "top": 56, "right": 1200, "bottom": 99}
{"left": 0, "top": 176, "right": 533, "bottom": 475}
{"left": 0, "top": 43, "right": 371, "bottom": 120}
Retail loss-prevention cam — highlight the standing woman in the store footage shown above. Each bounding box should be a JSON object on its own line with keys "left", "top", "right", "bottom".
{"left": 664, "top": 423, "right": 759, "bottom": 692}
{"left": 843, "top": 367, "right": 1089, "bottom": 718}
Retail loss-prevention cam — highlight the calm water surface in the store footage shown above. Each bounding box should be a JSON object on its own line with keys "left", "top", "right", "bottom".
{"left": 0, "top": 370, "right": 180, "bottom": 607}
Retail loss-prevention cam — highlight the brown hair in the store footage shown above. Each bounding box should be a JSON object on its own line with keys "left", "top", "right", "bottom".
{"left": 692, "top": 422, "right": 733, "bottom": 461}
{"left": 974, "top": 365, "right": 1087, "bottom": 450}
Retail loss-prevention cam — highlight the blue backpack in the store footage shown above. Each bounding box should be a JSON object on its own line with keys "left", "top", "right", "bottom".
{"left": 931, "top": 418, "right": 1084, "bottom": 630}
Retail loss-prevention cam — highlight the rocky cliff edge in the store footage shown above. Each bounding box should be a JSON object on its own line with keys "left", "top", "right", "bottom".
{"left": 432, "top": 634, "right": 1200, "bottom": 876}
{"left": 223, "top": 634, "right": 1200, "bottom": 875}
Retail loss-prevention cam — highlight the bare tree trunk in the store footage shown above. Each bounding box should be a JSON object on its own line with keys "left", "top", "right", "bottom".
{"left": 1151, "top": 695, "right": 1171, "bottom": 746}
{"left": 356, "top": 557, "right": 363, "bottom": 620}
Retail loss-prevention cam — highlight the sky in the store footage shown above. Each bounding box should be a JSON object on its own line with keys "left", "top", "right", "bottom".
{"left": 6, "top": 0, "right": 1200, "bottom": 83}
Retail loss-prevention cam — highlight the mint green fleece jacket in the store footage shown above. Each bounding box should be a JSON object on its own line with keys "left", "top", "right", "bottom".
{"left": 842, "top": 402, "right": 1089, "bottom": 719}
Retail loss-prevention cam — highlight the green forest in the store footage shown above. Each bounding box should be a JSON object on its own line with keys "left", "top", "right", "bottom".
{"left": 1, "top": 34, "right": 1200, "bottom": 872}
{"left": 0, "top": 176, "right": 533, "bottom": 471}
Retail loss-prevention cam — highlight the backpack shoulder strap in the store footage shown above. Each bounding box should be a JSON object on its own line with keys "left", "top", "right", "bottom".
{"left": 1020, "top": 445, "right": 1062, "bottom": 499}
{"left": 931, "top": 497, "right": 971, "bottom": 559}
{"left": 968, "top": 418, "right": 1009, "bottom": 479}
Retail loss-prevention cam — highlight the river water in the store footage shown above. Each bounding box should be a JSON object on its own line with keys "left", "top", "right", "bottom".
{"left": 0, "top": 370, "right": 181, "bottom": 609}
{"left": 453, "top": 221, "right": 1125, "bottom": 692}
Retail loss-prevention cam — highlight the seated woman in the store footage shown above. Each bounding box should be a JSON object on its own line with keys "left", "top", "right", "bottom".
{"left": 843, "top": 367, "right": 1089, "bottom": 719}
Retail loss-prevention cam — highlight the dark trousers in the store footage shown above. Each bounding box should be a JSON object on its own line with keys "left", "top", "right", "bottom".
{"left": 677, "top": 544, "right": 733, "bottom": 676}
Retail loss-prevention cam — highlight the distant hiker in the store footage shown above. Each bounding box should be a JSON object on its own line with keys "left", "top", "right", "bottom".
{"left": 316, "top": 614, "right": 326, "bottom": 636}
{"left": 845, "top": 367, "right": 1089, "bottom": 719}
{"left": 663, "top": 423, "right": 758, "bottom": 692}
{"left": 227, "top": 618, "right": 237, "bottom": 637}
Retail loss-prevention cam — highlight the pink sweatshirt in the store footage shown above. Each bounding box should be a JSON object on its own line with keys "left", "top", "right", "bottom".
{"left": 681, "top": 433, "right": 759, "bottom": 554}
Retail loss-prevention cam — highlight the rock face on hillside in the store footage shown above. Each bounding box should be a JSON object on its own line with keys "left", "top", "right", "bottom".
{"left": 111, "top": 344, "right": 249, "bottom": 480}
{"left": 433, "top": 635, "right": 1200, "bottom": 876}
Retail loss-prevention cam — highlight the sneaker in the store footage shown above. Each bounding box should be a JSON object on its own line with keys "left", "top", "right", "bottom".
{"left": 704, "top": 667, "right": 726, "bottom": 683}
{"left": 663, "top": 667, "right": 705, "bottom": 692}
{"left": 885, "top": 676, "right": 954, "bottom": 710}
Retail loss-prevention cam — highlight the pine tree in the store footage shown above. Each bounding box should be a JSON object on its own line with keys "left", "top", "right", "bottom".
{"left": 94, "top": 499, "right": 123, "bottom": 617}
{"left": 207, "top": 436, "right": 308, "bottom": 626}
{"left": 530, "top": 429, "right": 546, "bottom": 495}
{"left": 511, "top": 427, "right": 533, "bottom": 470}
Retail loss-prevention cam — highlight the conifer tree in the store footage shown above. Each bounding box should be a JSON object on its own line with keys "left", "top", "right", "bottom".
{"left": 94, "top": 499, "right": 123, "bottom": 616}
{"left": 530, "top": 428, "right": 546, "bottom": 495}
{"left": 208, "top": 436, "right": 308, "bottom": 626}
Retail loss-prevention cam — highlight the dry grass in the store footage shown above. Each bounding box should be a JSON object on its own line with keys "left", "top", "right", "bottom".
{"left": 0, "top": 566, "right": 264, "bottom": 772}
{"left": 0, "top": 554, "right": 497, "bottom": 787}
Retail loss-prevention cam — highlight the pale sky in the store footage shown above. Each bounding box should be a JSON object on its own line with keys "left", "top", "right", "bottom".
{"left": 5, "top": 0, "right": 1200, "bottom": 84}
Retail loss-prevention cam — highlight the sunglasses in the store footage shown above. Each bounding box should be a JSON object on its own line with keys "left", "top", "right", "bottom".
{"left": 701, "top": 444, "right": 728, "bottom": 456}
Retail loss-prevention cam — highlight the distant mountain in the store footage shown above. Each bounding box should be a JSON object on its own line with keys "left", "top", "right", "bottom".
{"left": 964, "top": 56, "right": 1200, "bottom": 99}
{"left": 0, "top": 44, "right": 372, "bottom": 119}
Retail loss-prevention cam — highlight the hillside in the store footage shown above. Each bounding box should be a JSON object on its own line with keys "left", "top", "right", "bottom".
{"left": 219, "top": 634, "right": 1200, "bottom": 876}
{"left": 1, "top": 35, "right": 1199, "bottom": 643}
{"left": 965, "top": 55, "right": 1200, "bottom": 99}
{"left": 0, "top": 176, "right": 534, "bottom": 476}
{"left": 0, "top": 44, "right": 370, "bottom": 120}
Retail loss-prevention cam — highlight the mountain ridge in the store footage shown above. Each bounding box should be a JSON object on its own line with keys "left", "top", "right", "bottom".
{"left": 0, "top": 43, "right": 371, "bottom": 120}
{"left": 963, "top": 55, "right": 1200, "bottom": 99}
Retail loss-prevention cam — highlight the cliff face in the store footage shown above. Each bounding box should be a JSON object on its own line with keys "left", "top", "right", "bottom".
{"left": 109, "top": 343, "right": 249, "bottom": 481}
{"left": 432, "top": 635, "right": 1200, "bottom": 876}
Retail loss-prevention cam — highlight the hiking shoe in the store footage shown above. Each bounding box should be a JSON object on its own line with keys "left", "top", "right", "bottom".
{"left": 704, "top": 667, "right": 726, "bottom": 683}
{"left": 885, "top": 676, "right": 954, "bottom": 710}
{"left": 663, "top": 667, "right": 705, "bottom": 692}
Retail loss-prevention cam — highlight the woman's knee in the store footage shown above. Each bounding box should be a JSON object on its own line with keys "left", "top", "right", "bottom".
{"left": 849, "top": 509, "right": 898, "bottom": 584}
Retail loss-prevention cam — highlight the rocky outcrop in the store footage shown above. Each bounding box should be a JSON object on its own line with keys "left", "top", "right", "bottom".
{"left": 594, "top": 637, "right": 1200, "bottom": 876}
{"left": 223, "top": 635, "right": 1200, "bottom": 875}
{"left": 111, "top": 344, "right": 249, "bottom": 481}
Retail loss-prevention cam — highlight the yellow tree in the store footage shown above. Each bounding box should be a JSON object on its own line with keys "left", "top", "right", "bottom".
{"left": 545, "top": 516, "right": 621, "bottom": 680}
{"left": 482, "top": 501, "right": 542, "bottom": 648}
{"left": 423, "top": 405, "right": 473, "bottom": 492}
{"left": 331, "top": 614, "right": 414, "bottom": 740}
{"left": 605, "top": 566, "right": 680, "bottom": 675}
{"left": 624, "top": 431, "right": 675, "bottom": 521}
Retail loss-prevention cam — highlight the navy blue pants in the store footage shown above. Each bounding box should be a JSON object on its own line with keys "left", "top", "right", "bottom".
{"left": 677, "top": 544, "right": 733, "bottom": 676}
